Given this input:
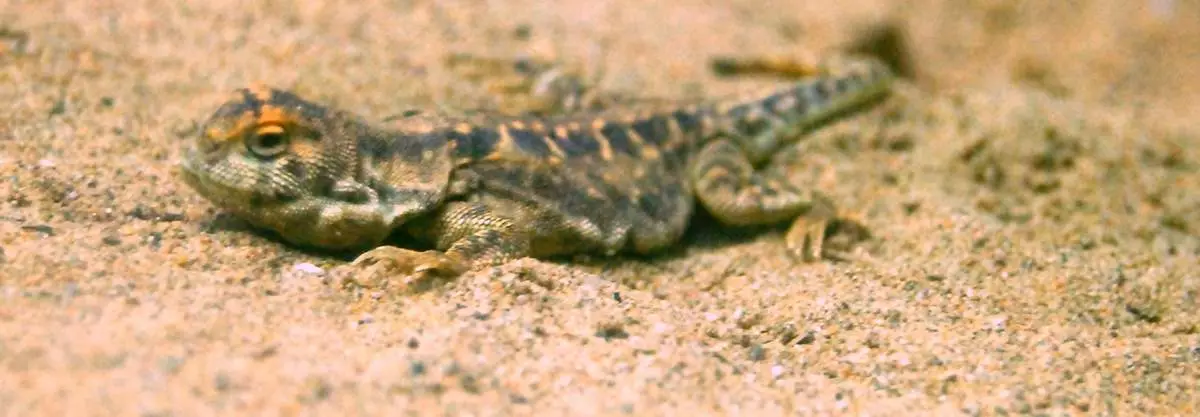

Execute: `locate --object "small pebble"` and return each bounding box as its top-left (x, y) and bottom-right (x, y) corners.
top-left (748, 344), bottom-right (766, 361)
top-left (293, 263), bottom-right (324, 275)
top-left (988, 315), bottom-right (1008, 331)
top-left (409, 360), bottom-right (427, 376)
top-left (770, 365), bottom-right (785, 379)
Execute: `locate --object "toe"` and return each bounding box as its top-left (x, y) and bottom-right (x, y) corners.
top-left (786, 217), bottom-right (827, 262)
top-left (352, 246), bottom-right (404, 265)
top-left (350, 246), bottom-right (466, 276)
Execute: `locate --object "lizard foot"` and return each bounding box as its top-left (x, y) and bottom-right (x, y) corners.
top-left (342, 246), bottom-right (468, 292)
top-left (352, 246), bottom-right (468, 276)
top-left (785, 213), bottom-right (829, 262)
top-left (786, 208), bottom-right (876, 265)
top-left (784, 195), bottom-right (837, 262)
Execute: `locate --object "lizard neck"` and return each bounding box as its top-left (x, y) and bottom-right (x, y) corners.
top-left (354, 120), bottom-right (459, 223)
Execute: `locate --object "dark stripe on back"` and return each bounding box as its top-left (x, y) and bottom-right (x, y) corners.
top-left (555, 126), bottom-right (599, 158)
top-left (357, 135), bottom-right (388, 159)
top-left (630, 116), bottom-right (671, 147)
top-left (362, 132), bottom-right (448, 162)
top-left (508, 127), bottom-right (553, 157)
top-left (599, 122), bottom-right (639, 158)
top-left (447, 127), bottom-right (499, 160)
top-left (672, 109), bottom-right (701, 135)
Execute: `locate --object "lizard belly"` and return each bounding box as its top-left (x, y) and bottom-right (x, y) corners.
top-left (461, 156), bottom-right (694, 257)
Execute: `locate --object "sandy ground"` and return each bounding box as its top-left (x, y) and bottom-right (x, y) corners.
top-left (2, 0), bottom-right (1198, 415)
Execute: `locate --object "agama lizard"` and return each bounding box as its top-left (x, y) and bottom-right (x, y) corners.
top-left (178, 54), bottom-right (894, 278)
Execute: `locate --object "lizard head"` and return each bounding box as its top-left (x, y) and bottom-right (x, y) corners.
top-left (178, 85), bottom-right (405, 250)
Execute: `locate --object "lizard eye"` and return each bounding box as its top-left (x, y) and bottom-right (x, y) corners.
top-left (247, 125), bottom-right (289, 158)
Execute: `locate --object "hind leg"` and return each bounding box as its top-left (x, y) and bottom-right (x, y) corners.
top-left (690, 139), bottom-right (838, 261)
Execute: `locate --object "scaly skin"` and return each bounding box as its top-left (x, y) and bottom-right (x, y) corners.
top-left (178, 55), bottom-right (894, 278)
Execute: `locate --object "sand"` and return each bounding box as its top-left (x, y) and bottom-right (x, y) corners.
top-left (1, 0), bottom-right (1197, 415)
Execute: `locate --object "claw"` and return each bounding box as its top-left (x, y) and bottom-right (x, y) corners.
top-left (352, 246), bottom-right (468, 277)
top-left (786, 207), bottom-right (876, 264)
top-left (784, 196), bottom-right (837, 262)
top-left (785, 216), bottom-right (828, 262)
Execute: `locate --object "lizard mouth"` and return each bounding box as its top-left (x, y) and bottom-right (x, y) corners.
top-left (176, 155), bottom-right (252, 210)
top-left (176, 149), bottom-right (304, 217)
top-left (177, 159), bottom-right (230, 209)
top-left (176, 156), bottom-right (206, 193)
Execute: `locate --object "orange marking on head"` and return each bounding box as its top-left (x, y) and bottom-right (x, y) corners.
top-left (204, 126), bottom-right (228, 143)
top-left (257, 105), bottom-right (296, 127)
top-left (256, 125), bottom-right (285, 136)
top-left (553, 125), bottom-right (569, 139)
top-left (529, 121), bottom-right (546, 132)
top-left (207, 111), bottom-right (258, 143)
top-left (510, 120), bottom-right (526, 130)
top-left (454, 123), bottom-right (474, 134)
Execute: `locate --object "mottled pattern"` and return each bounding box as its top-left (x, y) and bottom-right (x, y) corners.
top-left (178, 56), bottom-right (895, 277)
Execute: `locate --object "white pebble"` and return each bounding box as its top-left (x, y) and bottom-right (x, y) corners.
top-left (293, 262), bottom-right (324, 275)
top-left (770, 365), bottom-right (785, 378)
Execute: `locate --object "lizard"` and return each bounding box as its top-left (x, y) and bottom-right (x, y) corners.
top-left (177, 53), bottom-right (895, 279)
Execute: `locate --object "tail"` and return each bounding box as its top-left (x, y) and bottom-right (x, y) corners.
top-left (706, 55), bottom-right (895, 163)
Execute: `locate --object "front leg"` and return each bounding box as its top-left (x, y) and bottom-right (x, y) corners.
top-left (350, 201), bottom-right (531, 280)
